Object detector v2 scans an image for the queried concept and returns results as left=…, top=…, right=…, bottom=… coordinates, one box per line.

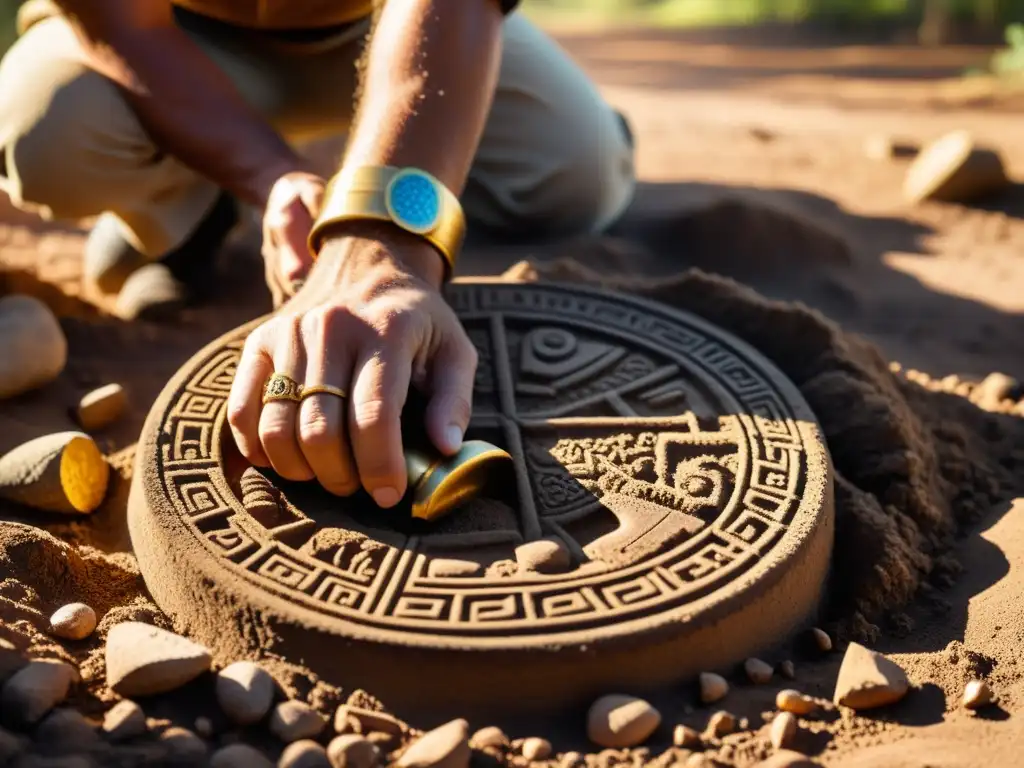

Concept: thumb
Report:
left=425, top=336, right=477, bottom=456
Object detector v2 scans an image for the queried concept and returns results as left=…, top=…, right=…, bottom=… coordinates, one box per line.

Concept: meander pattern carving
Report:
left=154, top=284, right=815, bottom=638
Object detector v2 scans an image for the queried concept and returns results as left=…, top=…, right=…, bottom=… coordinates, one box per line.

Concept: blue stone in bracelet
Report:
left=387, top=171, right=441, bottom=233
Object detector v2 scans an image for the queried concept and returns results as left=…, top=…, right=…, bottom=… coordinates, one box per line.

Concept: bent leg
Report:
left=464, top=14, right=636, bottom=240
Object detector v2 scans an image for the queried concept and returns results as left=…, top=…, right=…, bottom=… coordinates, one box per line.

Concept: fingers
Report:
left=350, top=335, right=414, bottom=508
left=298, top=311, right=359, bottom=496
left=258, top=319, right=314, bottom=481
left=227, top=330, right=274, bottom=467
left=425, top=335, right=477, bottom=455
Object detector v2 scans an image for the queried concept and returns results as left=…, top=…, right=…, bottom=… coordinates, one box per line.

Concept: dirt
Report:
left=2, top=22, right=1024, bottom=768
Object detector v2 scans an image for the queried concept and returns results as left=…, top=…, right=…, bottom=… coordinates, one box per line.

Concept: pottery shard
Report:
left=328, top=734, right=381, bottom=768
left=0, top=431, right=110, bottom=515
left=470, top=726, right=508, bottom=750
left=396, top=718, right=470, bottom=768
left=270, top=701, right=326, bottom=743
left=0, top=639, right=26, bottom=684
left=753, top=751, right=820, bottom=768
left=102, top=699, right=146, bottom=742
left=962, top=679, right=994, bottom=710
left=0, top=659, right=78, bottom=726
left=744, top=658, right=773, bottom=684
left=832, top=643, right=909, bottom=710
left=35, top=708, right=100, bottom=754
left=211, top=743, right=274, bottom=768
left=280, top=739, right=332, bottom=768
left=672, top=724, right=701, bottom=749
left=334, top=705, right=405, bottom=737
left=106, top=622, right=212, bottom=697
left=699, top=673, right=729, bottom=704
left=776, top=690, right=817, bottom=716
left=522, top=737, right=552, bottom=761
left=75, top=384, right=128, bottom=431
left=515, top=538, right=571, bottom=574
left=770, top=712, right=798, bottom=750
left=49, top=603, right=97, bottom=641
left=216, top=661, right=276, bottom=725
left=586, top=694, right=661, bottom=748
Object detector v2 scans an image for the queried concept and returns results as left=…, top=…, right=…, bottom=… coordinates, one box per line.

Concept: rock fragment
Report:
left=49, top=603, right=97, bottom=641
left=521, top=736, right=552, bottom=760
left=280, top=739, right=332, bottom=768
left=744, top=658, right=773, bottom=684
left=102, top=699, right=146, bottom=742
left=962, top=679, right=994, bottom=710
left=971, top=372, right=1020, bottom=411
left=770, top=712, right=798, bottom=750
left=515, top=538, right=571, bottom=574
left=833, top=643, right=909, bottom=710
left=0, top=659, right=78, bottom=727
left=270, top=701, right=326, bottom=743
left=704, top=710, right=736, bottom=739
left=328, top=734, right=381, bottom=768
left=333, top=705, right=405, bottom=736
left=159, top=726, right=208, bottom=761
left=586, top=694, right=661, bottom=748
left=396, top=718, right=470, bottom=768
left=672, top=724, right=701, bottom=748
left=75, top=383, right=128, bottom=431
left=470, top=725, right=507, bottom=749
left=34, top=708, right=100, bottom=754
left=211, top=743, right=274, bottom=768
left=780, top=660, right=796, bottom=680
left=776, top=689, right=817, bottom=716
left=0, top=294, right=67, bottom=400
left=903, top=130, right=1010, bottom=204
left=0, top=431, right=109, bottom=515
left=216, top=661, right=276, bottom=725
left=699, top=672, right=729, bottom=703
left=194, top=716, right=213, bottom=738
left=105, top=622, right=212, bottom=696
left=810, top=628, right=832, bottom=653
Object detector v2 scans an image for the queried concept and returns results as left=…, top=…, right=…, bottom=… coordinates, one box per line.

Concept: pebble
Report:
left=0, top=725, right=26, bottom=762
left=366, top=731, right=399, bottom=752
left=833, top=642, right=909, bottom=710
left=211, top=743, right=274, bottom=768
left=776, top=689, right=817, bottom=716
left=685, top=754, right=714, bottom=768
left=396, top=718, right=470, bottom=768
left=704, top=710, right=736, bottom=739
left=810, top=628, right=832, bottom=653
left=270, top=701, right=326, bottom=743
left=102, top=699, right=146, bottom=741
left=328, top=734, right=381, bottom=768
left=672, top=724, right=701, bottom=748
left=699, top=672, right=729, bottom=704
left=962, top=679, right=994, bottom=709
left=105, top=622, right=212, bottom=697
left=515, top=538, right=571, bottom=574
left=770, top=712, right=798, bottom=749
left=744, top=658, right=773, bottom=684
left=216, top=661, right=276, bottom=725
left=522, top=736, right=552, bottom=760
left=560, top=751, right=584, bottom=768
left=159, top=726, right=208, bottom=761
left=972, top=372, right=1020, bottom=410
left=0, top=638, right=26, bottom=684
left=194, top=716, right=214, bottom=738
left=280, top=739, right=332, bottom=768
left=752, top=750, right=820, bottom=767
left=49, top=603, right=97, bottom=641
left=780, top=660, right=796, bottom=680
left=586, top=694, right=661, bottom=748
left=334, top=705, right=405, bottom=736
left=470, top=725, right=508, bottom=749
left=75, top=383, right=128, bottom=431
left=35, top=708, right=99, bottom=754
left=0, top=659, right=79, bottom=726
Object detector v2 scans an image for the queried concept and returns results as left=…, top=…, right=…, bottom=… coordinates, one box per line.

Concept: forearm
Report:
left=59, top=1, right=303, bottom=206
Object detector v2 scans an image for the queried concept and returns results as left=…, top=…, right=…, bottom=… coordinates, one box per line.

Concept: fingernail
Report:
left=372, top=487, right=401, bottom=508
left=445, top=425, right=464, bottom=452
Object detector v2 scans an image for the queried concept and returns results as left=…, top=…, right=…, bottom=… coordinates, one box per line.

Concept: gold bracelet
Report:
left=308, top=166, right=465, bottom=278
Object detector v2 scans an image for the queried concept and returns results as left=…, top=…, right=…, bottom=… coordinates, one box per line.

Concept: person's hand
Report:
left=261, top=171, right=326, bottom=308
left=226, top=225, right=476, bottom=508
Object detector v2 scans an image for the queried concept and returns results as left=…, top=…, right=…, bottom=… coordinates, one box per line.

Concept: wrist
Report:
left=318, top=221, right=446, bottom=288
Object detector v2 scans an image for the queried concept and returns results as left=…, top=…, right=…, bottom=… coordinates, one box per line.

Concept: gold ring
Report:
left=300, top=385, right=348, bottom=400
left=262, top=373, right=302, bottom=404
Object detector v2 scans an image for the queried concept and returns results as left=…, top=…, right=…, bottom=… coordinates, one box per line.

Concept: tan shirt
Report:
left=172, top=0, right=375, bottom=29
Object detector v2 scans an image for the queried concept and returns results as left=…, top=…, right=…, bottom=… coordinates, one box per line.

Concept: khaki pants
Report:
left=0, top=8, right=635, bottom=258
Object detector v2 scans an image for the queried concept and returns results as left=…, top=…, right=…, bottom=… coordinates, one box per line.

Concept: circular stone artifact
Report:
left=129, top=281, right=834, bottom=718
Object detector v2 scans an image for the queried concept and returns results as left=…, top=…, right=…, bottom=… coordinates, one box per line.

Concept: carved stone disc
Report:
left=129, top=280, right=834, bottom=718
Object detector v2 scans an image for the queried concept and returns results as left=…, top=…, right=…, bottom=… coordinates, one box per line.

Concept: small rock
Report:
left=159, top=726, right=208, bottom=761
left=34, top=708, right=100, bottom=754
left=333, top=705, right=405, bottom=737
left=776, top=689, right=817, bottom=716
left=770, top=712, right=798, bottom=749
left=962, top=679, right=994, bottom=710
left=194, top=716, right=213, bottom=738
left=270, top=701, right=326, bottom=743
left=521, top=736, right=552, bottom=760
left=810, top=628, right=832, bottom=653
left=216, top=661, right=276, bottom=725
left=586, top=694, right=661, bottom=748
left=972, top=372, right=1020, bottom=411
left=753, top=750, right=820, bottom=767
left=0, top=725, right=27, bottom=762
left=470, top=725, right=507, bottom=749
left=0, top=639, right=26, bottom=684
left=396, top=718, right=470, bottom=768
left=105, top=622, right=212, bottom=697
left=744, top=658, right=773, bottom=684
left=672, top=724, right=701, bottom=748
left=280, top=739, right=331, bottom=768
left=780, top=660, right=796, bottom=680
left=699, top=672, right=729, bottom=704
left=685, top=754, right=714, bottom=768
left=560, top=751, right=584, bottom=768
left=366, top=731, right=398, bottom=752
left=49, top=603, right=97, bottom=641
left=515, top=538, right=571, bottom=574
left=704, top=710, right=736, bottom=739
left=75, top=383, right=128, bottom=431
left=211, top=743, right=274, bottom=768
left=0, top=659, right=79, bottom=726
left=833, top=643, right=909, bottom=710
left=328, top=734, right=381, bottom=768
left=102, top=700, right=146, bottom=741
